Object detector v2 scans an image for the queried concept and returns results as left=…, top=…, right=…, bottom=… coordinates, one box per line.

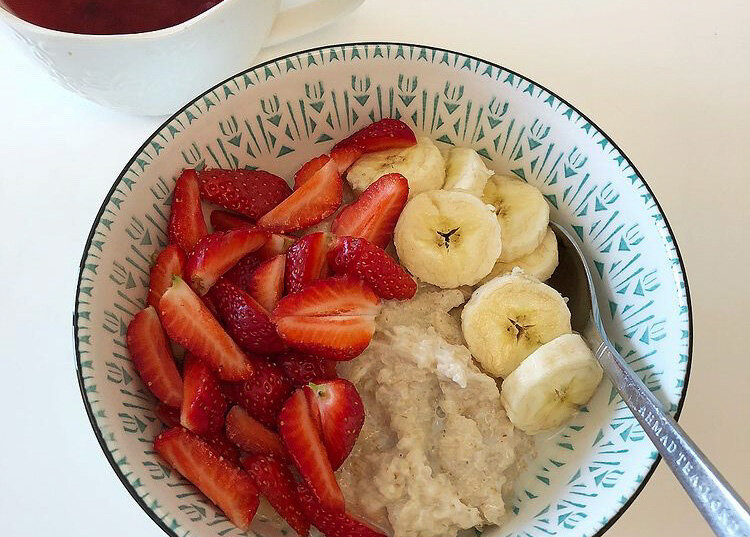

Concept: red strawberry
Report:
left=223, top=253, right=262, bottom=291
left=225, top=405, right=288, bottom=459
left=197, top=168, right=292, bottom=220
left=271, top=277, right=381, bottom=361
left=180, top=355, right=227, bottom=435
left=285, top=232, right=332, bottom=295
left=223, top=360, right=294, bottom=429
left=126, top=306, right=183, bottom=407
left=276, top=353, right=338, bottom=387
left=294, top=154, right=330, bottom=189
left=328, top=236, right=416, bottom=300
left=247, top=254, right=285, bottom=312
left=257, top=233, right=296, bottom=260
left=202, top=430, right=241, bottom=464
left=242, top=454, right=310, bottom=536
left=330, top=119, right=417, bottom=173
left=210, top=209, right=254, bottom=231
left=331, top=173, right=409, bottom=248
left=257, top=156, right=342, bottom=233
left=159, top=277, right=254, bottom=381
left=154, top=427, right=259, bottom=530
left=185, top=227, right=269, bottom=295
left=297, top=482, right=386, bottom=537
left=169, top=169, right=208, bottom=252
left=279, top=390, right=344, bottom=512
left=305, top=379, right=364, bottom=470
left=154, top=402, right=181, bottom=428
left=148, top=245, right=187, bottom=309
left=209, top=279, right=286, bottom=354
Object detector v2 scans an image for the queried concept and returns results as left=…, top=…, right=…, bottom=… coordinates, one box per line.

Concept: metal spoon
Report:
left=548, top=220, right=750, bottom=537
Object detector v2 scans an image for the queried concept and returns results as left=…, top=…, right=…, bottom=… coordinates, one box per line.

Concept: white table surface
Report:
left=1, top=1, right=748, bottom=536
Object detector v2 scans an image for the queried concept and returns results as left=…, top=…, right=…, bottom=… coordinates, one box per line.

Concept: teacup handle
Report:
left=263, top=0, right=364, bottom=47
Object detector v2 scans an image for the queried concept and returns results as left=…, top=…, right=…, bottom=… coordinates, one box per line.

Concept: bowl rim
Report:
left=73, top=41, right=694, bottom=537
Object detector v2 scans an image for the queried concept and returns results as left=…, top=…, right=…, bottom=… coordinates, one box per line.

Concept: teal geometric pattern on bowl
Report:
left=74, top=43, right=691, bottom=537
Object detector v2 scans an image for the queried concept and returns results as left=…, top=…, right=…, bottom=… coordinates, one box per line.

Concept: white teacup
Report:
left=0, top=0, right=363, bottom=115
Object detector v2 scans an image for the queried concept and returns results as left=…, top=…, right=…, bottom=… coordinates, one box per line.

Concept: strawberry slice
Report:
left=210, top=209, right=254, bottom=231
left=223, top=254, right=262, bottom=291
left=197, top=168, right=292, bottom=220
left=285, top=232, right=332, bottom=295
left=225, top=405, right=288, bottom=459
left=185, top=227, right=269, bottom=295
left=169, top=169, right=208, bottom=253
left=242, top=454, right=310, bottom=536
left=257, top=233, right=296, bottom=260
left=126, top=306, right=183, bottom=407
left=330, top=119, right=417, bottom=173
left=328, top=236, right=416, bottom=300
left=209, top=279, right=287, bottom=354
left=257, top=156, right=342, bottom=233
left=180, top=355, right=227, bottom=435
left=154, top=427, right=259, bottom=530
left=247, top=254, right=285, bottom=312
left=154, top=402, right=181, bottom=428
left=276, top=353, right=338, bottom=387
left=294, top=154, right=330, bottom=189
left=159, top=277, right=254, bottom=381
left=148, top=245, right=187, bottom=309
left=305, top=379, right=364, bottom=470
left=202, top=430, right=241, bottom=464
left=331, top=173, right=409, bottom=249
left=279, top=389, right=344, bottom=512
left=223, top=360, right=294, bottom=429
left=271, top=277, right=381, bottom=361
left=297, top=482, right=386, bottom=537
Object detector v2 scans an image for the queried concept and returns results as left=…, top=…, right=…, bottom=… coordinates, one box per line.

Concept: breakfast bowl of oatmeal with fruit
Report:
left=74, top=43, right=691, bottom=537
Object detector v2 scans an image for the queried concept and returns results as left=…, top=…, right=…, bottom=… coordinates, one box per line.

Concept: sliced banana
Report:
left=500, top=333, right=603, bottom=434
left=481, top=227, right=559, bottom=283
left=462, top=271, right=571, bottom=378
left=394, top=190, right=501, bottom=288
left=482, top=175, right=549, bottom=262
left=346, top=136, right=445, bottom=198
left=443, top=147, right=493, bottom=198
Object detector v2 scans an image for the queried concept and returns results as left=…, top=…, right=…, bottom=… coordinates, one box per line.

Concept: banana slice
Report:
left=443, top=147, right=493, bottom=198
left=482, top=175, right=549, bottom=262
left=346, top=136, right=445, bottom=198
left=481, top=227, right=559, bottom=283
left=394, top=190, right=501, bottom=288
left=462, top=271, right=571, bottom=377
left=500, top=333, right=603, bottom=434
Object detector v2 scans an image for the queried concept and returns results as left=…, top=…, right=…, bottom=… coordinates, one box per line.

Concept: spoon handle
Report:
left=595, top=341, right=750, bottom=536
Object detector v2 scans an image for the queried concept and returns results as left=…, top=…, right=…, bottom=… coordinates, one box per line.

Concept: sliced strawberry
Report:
left=247, top=254, right=285, bottom=312
left=202, top=430, right=241, bottom=464
left=209, top=279, right=287, bottom=354
left=328, top=236, right=416, bottom=300
left=159, top=277, right=254, bottom=381
left=279, top=390, right=344, bottom=512
left=126, top=306, right=183, bottom=407
left=330, top=119, right=417, bottom=173
left=276, top=353, right=338, bottom=387
left=285, top=232, right=332, bottom=295
left=154, top=402, right=181, bottom=428
left=331, top=173, right=409, bottom=249
left=294, top=154, right=330, bottom=189
left=185, top=227, right=269, bottom=295
left=154, top=427, right=259, bottom=529
left=169, top=169, right=208, bottom=252
left=223, top=360, right=294, bottom=429
left=225, top=405, right=288, bottom=459
left=148, top=245, right=187, bottom=309
left=180, top=355, right=227, bottom=435
left=258, top=233, right=296, bottom=260
left=223, top=253, right=262, bottom=291
left=305, top=379, right=364, bottom=470
left=272, top=277, right=380, bottom=361
left=197, top=168, right=292, bottom=220
left=297, top=482, right=386, bottom=537
left=242, top=454, right=310, bottom=536
left=210, top=209, right=254, bottom=231
left=257, top=156, right=342, bottom=233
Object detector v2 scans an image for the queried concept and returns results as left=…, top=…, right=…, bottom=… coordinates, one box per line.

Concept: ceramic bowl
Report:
left=74, top=42, right=692, bottom=537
